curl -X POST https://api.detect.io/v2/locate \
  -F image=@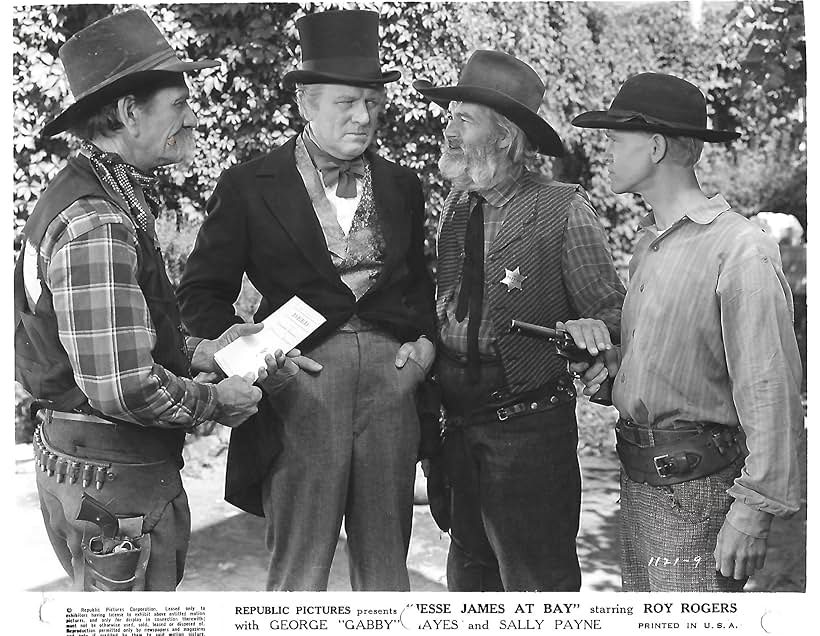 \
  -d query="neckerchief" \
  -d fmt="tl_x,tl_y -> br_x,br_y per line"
302,130 -> 366,199
80,140 -> 160,233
